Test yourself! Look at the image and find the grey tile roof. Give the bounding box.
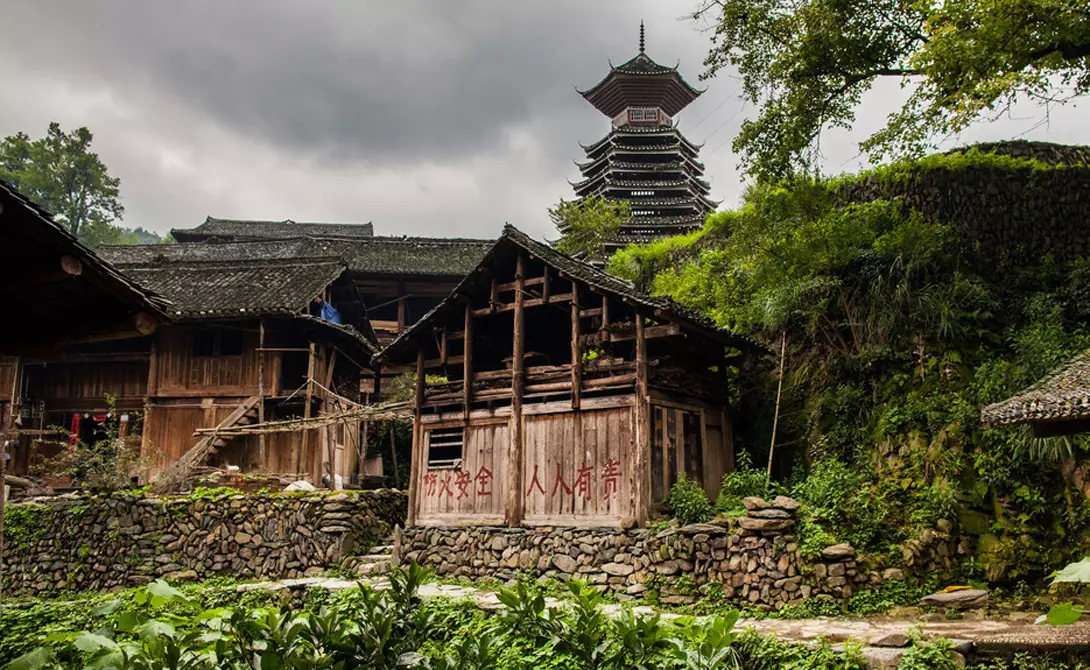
[101,235,493,278]
[981,350,1090,426]
[121,257,346,320]
[378,224,760,363]
[171,216,374,242]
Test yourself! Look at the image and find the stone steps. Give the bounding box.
[353,538,394,576]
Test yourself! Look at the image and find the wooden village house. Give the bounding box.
[9,252,376,489]
[378,225,756,529]
[5,217,492,490]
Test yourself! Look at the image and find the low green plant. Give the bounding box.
[667,476,715,526]
[715,451,769,516]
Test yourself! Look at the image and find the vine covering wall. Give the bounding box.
[0,489,406,595]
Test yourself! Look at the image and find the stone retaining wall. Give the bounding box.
[399,496,910,609]
[0,489,406,595]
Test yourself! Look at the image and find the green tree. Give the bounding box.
[696,0,1090,180]
[550,195,632,258]
[0,122,126,246]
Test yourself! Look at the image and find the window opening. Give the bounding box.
[427,427,464,469]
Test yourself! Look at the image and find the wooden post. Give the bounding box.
[397,295,407,333]
[440,332,448,367]
[299,341,316,478]
[359,419,370,485]
[542,267,550,302]
[0,397,13,596]
[571,286,581,410]
[463,302,473,420]
[408,349,425,525]
[767,331,787,485]
[489,275,498,313]
[601,294,610,330]
[505,254,526,527]
[634,315,651,526]
[389,422,399,489]
[142,338,158,477]
[257,319,266,470]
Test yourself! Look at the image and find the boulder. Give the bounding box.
[821,543,855,560]
[742,497,769,512]
[737,517,794,532]
[870,632,910,648]
[551,554,577,573]
[920,589,989,609]
[770,496,800,512]
[749,508,791,519]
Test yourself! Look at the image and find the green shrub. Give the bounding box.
[668,476,716,526]
[715,451,769,516]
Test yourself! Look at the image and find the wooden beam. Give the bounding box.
[608,323,681,342]
[408,349,426,526]
[506,253,526,527]
[298,341,316,475]
[579,307,603,318]
[496,276,545,292]
[257,319,266,470]
[463,303,473,420]
[3,254,83,288]
[571,287,581,410]
[470,293,572,317]
[396,296,407,333]
[634,316,651,527]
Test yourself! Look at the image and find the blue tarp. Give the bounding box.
[320,301,343,325]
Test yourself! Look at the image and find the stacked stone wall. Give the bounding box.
[399,496,935,609]
[0,489,406,596]
[836,141,1090,262]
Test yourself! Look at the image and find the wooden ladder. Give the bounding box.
[150,396,260,493]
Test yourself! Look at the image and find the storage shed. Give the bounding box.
[379,225,756,528]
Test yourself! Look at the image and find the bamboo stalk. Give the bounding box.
[767,331,787,485]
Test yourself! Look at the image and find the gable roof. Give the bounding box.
[120,257,347,321]
[982,350,1090,426]
[100,235,494,278]
[377,224,757,363]
[0,179,170,354]
[171,216,374,242]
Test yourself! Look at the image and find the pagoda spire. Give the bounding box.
[571,25,716,256]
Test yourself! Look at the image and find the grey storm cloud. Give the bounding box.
[3,1,678,167]
[1,1,1086,239]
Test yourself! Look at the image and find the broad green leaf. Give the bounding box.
[136,619,177,642]
[5,647,54,670]
[147,579,186,606]
[1046,602,1084,626]
[73,632,119,653]
[91,599,123,616]
[1051,557,1090,584]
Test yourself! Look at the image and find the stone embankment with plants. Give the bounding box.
[400,493,952,611]
[0,488,406,595]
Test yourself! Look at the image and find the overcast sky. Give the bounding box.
[3,1,1088,242]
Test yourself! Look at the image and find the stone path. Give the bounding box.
[236,576,1090,669]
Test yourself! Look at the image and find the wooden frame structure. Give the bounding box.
[379,225,756,529]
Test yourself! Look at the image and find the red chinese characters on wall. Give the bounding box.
[423,461,622,502]
[523,459,622,501]
[423,466,493,499]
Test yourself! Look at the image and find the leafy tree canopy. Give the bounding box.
[0,122,166,247]
[696,0,1090,180]
[550,195,631,259]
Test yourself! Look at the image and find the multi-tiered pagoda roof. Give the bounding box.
[572,24,716,254]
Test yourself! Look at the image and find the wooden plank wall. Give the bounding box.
[522,406,636,526]
[25,362,148,410]
[142,401,237,477]
[415,421,508,525]
[153,329,259,397]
